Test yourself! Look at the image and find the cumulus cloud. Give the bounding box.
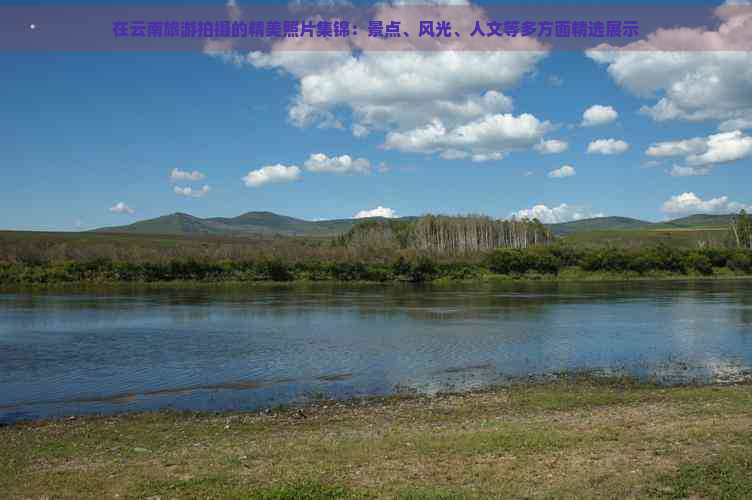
[646,130,752,168]
[586,5,752,126]
[170,168,206,182]
[353,206,398,219]
[174,185,211,197]
[719,117,752,132]
[581,105,618,127]
[242,164,301,187]
[109,202,134,214]
[210,1,559,165]
[243,49,545,135]
[534,139,569,154]
[210,0,552,148]
[254,49,544,129]
[303,153,370,174]
[510,203,603,224]
[587,138,629,155]
[662,192,751,214]
[384,113,552,159]
[547,165,576,178]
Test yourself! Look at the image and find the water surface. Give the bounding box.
[2,280,752,422]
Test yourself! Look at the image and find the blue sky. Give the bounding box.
[2,0,751,231]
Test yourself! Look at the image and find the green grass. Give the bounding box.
[2,380,752,499]
[657,458,752,499]
[563,228,729,249]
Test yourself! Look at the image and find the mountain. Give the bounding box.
[93,211,391,238]
[651,214,735,230]
[93,211,737,239]
[548,217,651,236]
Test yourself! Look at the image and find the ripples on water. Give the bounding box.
[1,280,751,422]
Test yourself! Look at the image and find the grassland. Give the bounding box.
[2,378,752,499]
[562,227,729,249]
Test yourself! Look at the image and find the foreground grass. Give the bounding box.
[2,379,752,499]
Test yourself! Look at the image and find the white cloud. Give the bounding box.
[534,139,568,154]
[587,138,629,155]
[587,5,752,126]
[719,118,752,132]
[547,165,576,178]
[670,165,712,177]
[216,0,550,138]
[174,185,211,198]
[581,105,618,127]
[245,50,545,134]
[439,149,469,160]
[510,203,603,224]
[170,168,206,182]
[109,202,134,214]
[662,192,751,214]
[646,130,752,168]
[353,206,397,219]
[646,137,707,158]
[213,2,555,163]
[242,164,301,188]
[303,153,370,174]
[384,113,552,158]
[471,152,505,162]
[352,124,370,137]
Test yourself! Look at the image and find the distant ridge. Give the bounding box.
[93,211,399,238]
[93,211,736,238]
[548,216,650,236]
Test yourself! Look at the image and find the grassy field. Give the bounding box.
[562,228,729,249]
[2,379,752,499]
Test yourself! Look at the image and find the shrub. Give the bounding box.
[264,260,293,281]
[410,256,438,282]
[685,252,714,275]
[729,252,752,273]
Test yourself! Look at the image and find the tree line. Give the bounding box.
[339,215,554,254]
[729,210,752,249]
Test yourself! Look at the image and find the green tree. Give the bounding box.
[729,209,752,249]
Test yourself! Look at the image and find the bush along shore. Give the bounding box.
[1,246,752,285]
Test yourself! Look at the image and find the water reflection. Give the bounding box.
[1,280,751,422]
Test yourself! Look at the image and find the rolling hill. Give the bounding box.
[93,211,399,238]
[547,216,651,236]
[93,211,737,239]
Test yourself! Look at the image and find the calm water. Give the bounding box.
[1,281,752,423]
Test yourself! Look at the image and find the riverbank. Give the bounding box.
[2,379,751,499]
[2,245,751,286]
[2,270,752,291]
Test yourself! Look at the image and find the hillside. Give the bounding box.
[651,214,734,230]
[548,216,650,236]
[94,211,375,238]
[92,211,737,241]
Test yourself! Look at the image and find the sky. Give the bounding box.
[1,0,751,231]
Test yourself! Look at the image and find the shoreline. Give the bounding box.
[2,378,752,498]
[3,271,752,290]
